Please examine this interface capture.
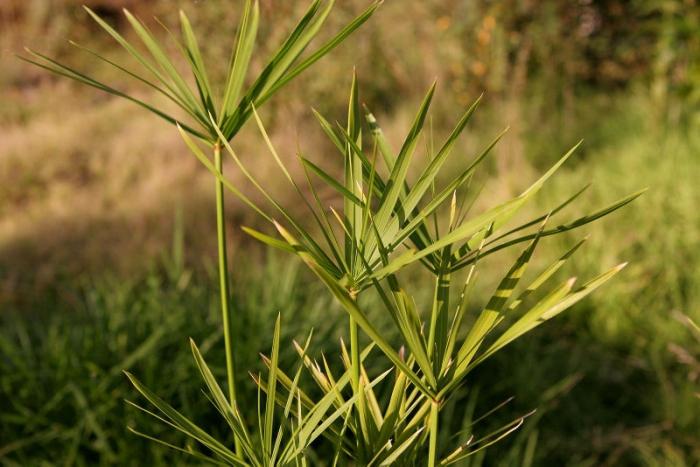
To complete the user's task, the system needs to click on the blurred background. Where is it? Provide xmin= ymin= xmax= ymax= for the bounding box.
xmin=1 ymin=0 xmax=699 ymax=465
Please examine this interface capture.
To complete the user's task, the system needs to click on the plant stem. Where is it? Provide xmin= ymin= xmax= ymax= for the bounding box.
xmin=350 ymin=312 xmax=366 ymax=445
xmin=428 ymin=399 xmax=440 ymax=467
xmin=428 ymin=248 xmax=452 ymax=375
xmin=348 ymin=291 xmax=361 ymax=393
xmin=349 ymin=291 xmax=368 ymax=449
xmin=214 ymin=142 xmax=240 ymax=453
xmin=350 ymin=317 xmax=360 ymax=389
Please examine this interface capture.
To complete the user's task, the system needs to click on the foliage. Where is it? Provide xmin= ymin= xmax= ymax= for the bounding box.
xmin=9 ymin=0 xmax=699 ymax=465
xmin=21 ymin=4 xmax=380 ymax=460
xmin=176 ymin=66 xmax=636 ymax=462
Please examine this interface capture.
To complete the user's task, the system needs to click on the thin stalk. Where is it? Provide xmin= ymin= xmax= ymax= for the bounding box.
xmin=214 ymin=142 xmax=240 ymax=454
xmin=350 ymin=316 xmax=360 ymax=389
xmin=347 ymin=289 xmax=361 ymax=386
xmin=428 ymin=399 xmax=440 ymax=467
xmin=348 ymin=290 xmax=370 ymax=454
xmin=348 ymin=291 xmax=365 ymax=448
xmin=427 ymin=248 xmax=452 ymax=376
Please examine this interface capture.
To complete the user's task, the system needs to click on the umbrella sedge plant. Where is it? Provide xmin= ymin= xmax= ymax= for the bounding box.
xmin=26 ymin=1 xmax=642 ymax=463
xmin=22 ymin=0 xmax=381 ymax=460
xmin=177 ymin=74 xmax=644 ymax=464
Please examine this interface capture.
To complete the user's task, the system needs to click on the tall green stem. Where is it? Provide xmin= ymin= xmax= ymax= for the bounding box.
xmin=428 ymin=399 xmax=440 ymax=467
xmin=428 ymin=247 xmax=452 ymax=375
xmin=349 ymin=317 xmax=360 ymax=390
xmin=349 ymin=291 xmax=370 ymax=453
xmin=348 ymin=291 xmax=361 ymax=394
xmin=214 ymin=143 xmax=240 ymax=452
xmin=349 ymin=296 xmax=367 ymax=448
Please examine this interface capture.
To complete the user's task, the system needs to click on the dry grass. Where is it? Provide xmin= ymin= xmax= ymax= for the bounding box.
xmin=0 ymin=0 xmax=526 ymax=299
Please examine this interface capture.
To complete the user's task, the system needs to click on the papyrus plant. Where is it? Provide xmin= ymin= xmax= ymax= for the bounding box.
xmin=27 ymin=2 xmax=642 ymax=464
xmin=178 ymin=75 xmax=643 ymax=464
xmin=23 ymin=1 xmax=380 ymax=458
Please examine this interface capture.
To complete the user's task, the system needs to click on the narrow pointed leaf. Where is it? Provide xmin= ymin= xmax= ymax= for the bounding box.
xmin=220 ymin=0 xmax=259 ymax=123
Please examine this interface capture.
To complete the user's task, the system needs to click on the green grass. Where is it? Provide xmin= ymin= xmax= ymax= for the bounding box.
xmin=0 ymin=251 xmax=338 ymax=465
